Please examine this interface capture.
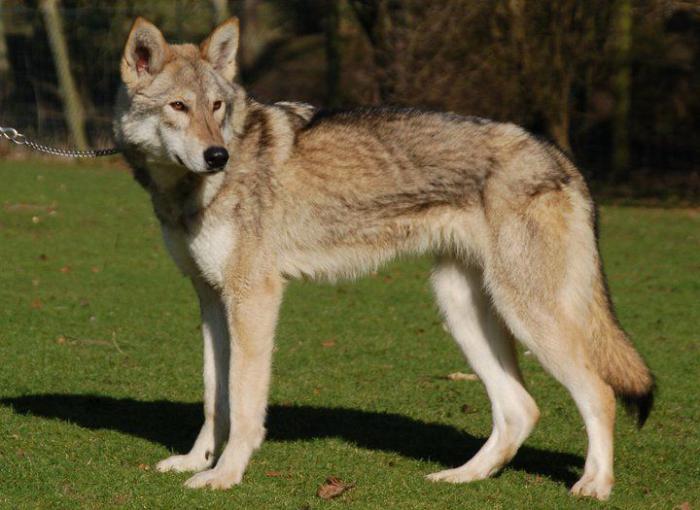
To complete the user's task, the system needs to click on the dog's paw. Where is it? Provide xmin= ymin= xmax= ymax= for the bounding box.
xmin=184 ymin=467 xmax=242 ymax=490
xmin=155 ymin=453 xmax=213 ymax=473
xmin=426 ymin=465 xmax=496 ymax=484
xmin=570 ymin=473 xmax=613 ymax=501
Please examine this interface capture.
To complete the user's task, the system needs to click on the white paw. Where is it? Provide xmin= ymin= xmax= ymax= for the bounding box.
xmin=155 ymin=453 xmax=213 ymax=473
xmin=426 ymin=465 xmax=496 ymax=484
xmin=570 ymin=474 xmax=613 ymax=500
xmin=184 ymin=467 xmax=242 ymax=490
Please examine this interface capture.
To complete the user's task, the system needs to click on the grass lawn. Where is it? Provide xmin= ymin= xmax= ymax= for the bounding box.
xmin=0 ymin=159 xmax=698 ymax=509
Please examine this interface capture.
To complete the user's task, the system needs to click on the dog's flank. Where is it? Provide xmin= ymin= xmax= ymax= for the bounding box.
xmin=113 ymin=17 xmax=654 ymax=501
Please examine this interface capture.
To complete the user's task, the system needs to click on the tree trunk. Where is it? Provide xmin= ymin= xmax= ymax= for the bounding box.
xmin=175 ymin=0 xmax=185 ymax=41
xmin=0 ymin=1 xmax=13 ymax=106
xmin=240 ymin=0 xmax=262 ymax=74
xmin=611 ymin=0 xmax=632 ymax=182
xmin=349 ymin=0 xmax=400 ymax=103
xmin=39 ymin=0 xmax=88 ymax=150
xmin=211 ymin=0 xmax=230 ymax=24
xmin=0 ymin=2 xmax=11 ymax=78
xmin=548 ymin=106 xmax=572 ymax=154
xmin=549 ymin=71 xmax=573 ymax=154
xmin=324 ymin=0 xmax=341 ymax=107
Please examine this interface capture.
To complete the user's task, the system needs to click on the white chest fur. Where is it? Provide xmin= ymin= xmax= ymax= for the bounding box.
xmin=162 ymin=220 xmax=236 ymax=287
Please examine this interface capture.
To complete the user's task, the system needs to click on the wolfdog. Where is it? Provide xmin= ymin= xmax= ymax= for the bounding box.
xmin=113 ymin=17 xmax=654 ymax=500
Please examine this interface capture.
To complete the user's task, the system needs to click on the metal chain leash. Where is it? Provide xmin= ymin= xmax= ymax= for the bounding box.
xmin=1 ymin=126 xmax=120 ymax=158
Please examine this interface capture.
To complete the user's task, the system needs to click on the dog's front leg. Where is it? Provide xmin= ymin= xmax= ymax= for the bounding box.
xmin=156 ymin=277 xmax=230 ymax=473
xmin=184 ymin=271 xmax=283 ymax=490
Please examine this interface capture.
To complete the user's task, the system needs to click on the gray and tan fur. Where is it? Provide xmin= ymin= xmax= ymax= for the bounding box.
xmin=113 ymin=17 xmax=654 ymax=501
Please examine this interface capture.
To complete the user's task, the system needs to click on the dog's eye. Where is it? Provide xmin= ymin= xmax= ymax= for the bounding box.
xmin=170 ymin=101 xmax=188 ymax=112
xmin=213 ymin=101 xmax=223 ymax=112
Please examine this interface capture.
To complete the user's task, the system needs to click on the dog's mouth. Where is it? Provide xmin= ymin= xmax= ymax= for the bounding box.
xmin=173 ymin=154 xmax=225 ymax=175
xmin=202 ymin=166 xmax=225 ymax=175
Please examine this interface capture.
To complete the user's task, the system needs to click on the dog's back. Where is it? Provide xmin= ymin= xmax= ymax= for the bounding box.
xmin=276 ymin=108 xmax=580 ymax=278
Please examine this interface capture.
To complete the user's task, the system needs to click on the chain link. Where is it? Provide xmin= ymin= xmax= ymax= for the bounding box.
xmin=1 ymin=126 xmax=120 ymax=158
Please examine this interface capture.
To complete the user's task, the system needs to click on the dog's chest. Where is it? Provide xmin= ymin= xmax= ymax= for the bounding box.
xmin=162 ymin=220 xmax=236 ymax=286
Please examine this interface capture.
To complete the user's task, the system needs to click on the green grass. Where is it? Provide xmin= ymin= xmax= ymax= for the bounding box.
xmin=0 ymin=159 xmax=698 ymax=509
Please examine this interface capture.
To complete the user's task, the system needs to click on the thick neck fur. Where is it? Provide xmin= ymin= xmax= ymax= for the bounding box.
xmin=123 ymin=148 xmax=217 ymax=228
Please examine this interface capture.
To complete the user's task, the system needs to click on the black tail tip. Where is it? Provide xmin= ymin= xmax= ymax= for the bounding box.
xmin=621 ymin=384 xmax=656 ymax=428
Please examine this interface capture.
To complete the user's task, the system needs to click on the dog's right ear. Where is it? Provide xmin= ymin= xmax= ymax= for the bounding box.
xmin=121 ymin=17 xmax=170 ymax=88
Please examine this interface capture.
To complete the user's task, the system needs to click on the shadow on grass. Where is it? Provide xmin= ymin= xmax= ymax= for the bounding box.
xmin=1 ymin=393 xmax=581 ymax=485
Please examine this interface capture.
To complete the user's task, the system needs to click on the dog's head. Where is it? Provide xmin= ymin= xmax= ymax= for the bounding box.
xmin=114 ymin=17 xmax=246 ymax=176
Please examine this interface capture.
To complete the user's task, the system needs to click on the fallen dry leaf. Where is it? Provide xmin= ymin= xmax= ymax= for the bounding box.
xmin=265 ymin=471 xmax=282 ymax=477
xmin=56 ymin=336 xmax=66 ymax=345
xmin=90 ymin=266 xmax=100 ymax=273
xmin=321 ymin=339 xmax=336 ymax=348
xmin=138 ymin=463 xmax=150 ymax=471
xmin=673 ymin=503 xmax=691 ymax=510
xmin=446 ymin=372 xmax=479 ymax=381
xmin=30 ymin=298 xmax=43 ymax=309
xmin=59 ymin=266 xmax=71 ymax=274
xmin=316 ymin=476 xmax=354 ymax=500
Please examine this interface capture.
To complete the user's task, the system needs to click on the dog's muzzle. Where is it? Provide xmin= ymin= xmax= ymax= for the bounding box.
xmin=203 ymin=146 xmax=229 ymax=171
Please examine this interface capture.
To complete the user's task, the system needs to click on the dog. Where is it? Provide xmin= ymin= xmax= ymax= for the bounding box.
xmin=113 ymin=17 xmax=654 ymax=500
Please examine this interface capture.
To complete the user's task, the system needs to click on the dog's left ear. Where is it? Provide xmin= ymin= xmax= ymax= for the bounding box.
xmin=201 ymin=18 xmax=240 ymax=82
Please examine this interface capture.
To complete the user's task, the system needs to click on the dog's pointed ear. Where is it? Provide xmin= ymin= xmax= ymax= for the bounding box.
xmin=121 ymin=17 xmax=170 ymax=87
xmin=200 ymin=18 xmax=240 ymax=82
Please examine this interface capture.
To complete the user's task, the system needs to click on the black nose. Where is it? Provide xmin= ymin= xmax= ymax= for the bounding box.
xmin=203 ymin=146 xmax=229 ymax=170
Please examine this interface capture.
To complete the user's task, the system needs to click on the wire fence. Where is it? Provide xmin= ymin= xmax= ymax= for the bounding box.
xmin=0 ymin=1 xmax=230 ymax=152
xmin=0 ymin=0 xmax=698 ymax=200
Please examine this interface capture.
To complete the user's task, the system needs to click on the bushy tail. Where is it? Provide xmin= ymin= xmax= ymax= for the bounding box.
xmin=589 ymin=274 xmax=655 ymax=427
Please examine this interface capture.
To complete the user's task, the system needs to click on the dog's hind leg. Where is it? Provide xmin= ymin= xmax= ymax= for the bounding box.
xmin=481 ymin=187 xmax=617 ymax=500
xmin=156 ymin=277 xmax=230 ymax=473
xmin=426 ymin=260 xmax=539 ymax=483
xmin=487 ymin=278 xmax=616 ymax=500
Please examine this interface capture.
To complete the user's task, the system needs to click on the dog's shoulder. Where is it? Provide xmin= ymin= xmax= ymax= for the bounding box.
xmin=272 ymin=101 xmax=317 ymax=130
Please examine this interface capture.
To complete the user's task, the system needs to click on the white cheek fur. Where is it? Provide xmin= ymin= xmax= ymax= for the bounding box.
xmin=122 ymin=114 xmax=162 ymax=154
xmin=159 ymin=124 xmax=209 ymax=173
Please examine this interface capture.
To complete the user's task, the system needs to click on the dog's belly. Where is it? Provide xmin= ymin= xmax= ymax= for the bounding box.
xmin=278 ymin=207 xmax=485 ymax=282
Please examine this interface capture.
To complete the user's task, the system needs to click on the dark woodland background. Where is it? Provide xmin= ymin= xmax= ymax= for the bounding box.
xmin=0 ymin=0 xmax=698 ymax=201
